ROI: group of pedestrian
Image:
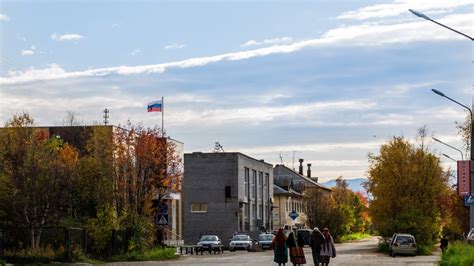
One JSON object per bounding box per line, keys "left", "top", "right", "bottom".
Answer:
{"left": 272, "top": 227, "right": 336, "bottom": 266}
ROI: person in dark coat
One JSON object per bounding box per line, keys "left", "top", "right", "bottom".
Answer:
{"left": 272, "top": 228, "right": 288, "bottom": 265}
{"left": 310, "top": 227, "right": 324, "bottom": 265}
{"left": 440, "top": 236, "right": 448, "bottom": 254}
{"left": 287, "top": 232, "right": 306, "bottom": 265}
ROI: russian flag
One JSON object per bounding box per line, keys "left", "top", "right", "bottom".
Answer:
{"left": 147, "top": 100, "right": 162, "bottom": 112}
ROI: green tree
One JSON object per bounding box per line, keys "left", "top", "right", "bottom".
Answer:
{"left": 366, "top": 131, "right": 449, "bottom": 247}
{"left": 0, "top": 113, "right": 80, "bottom": 249}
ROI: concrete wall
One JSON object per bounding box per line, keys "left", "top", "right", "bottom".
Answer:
{"left": 183, "top": 152, "right": 273, "bottom": 245}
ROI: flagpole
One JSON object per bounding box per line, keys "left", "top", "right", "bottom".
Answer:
{"left": 162, "top": 96, "right": 164, "bottom": 137}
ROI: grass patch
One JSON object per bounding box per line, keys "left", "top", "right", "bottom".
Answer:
{"left": 378, "top": 241, "right": 390, "bottom": 253}
{"left": 108, "top": 247, "right": 178, "bottom": 262}
{"left": 340, "top": 233, "right": 371, "bottom": 242}
{"left": 0, "top": 258, "right": 5, "bottom": 266}
{"left": 417, "top": 243, "right": 435, "bottom": 255}
{"left": 439, "top": 241, "right": 474, "bottom": 266}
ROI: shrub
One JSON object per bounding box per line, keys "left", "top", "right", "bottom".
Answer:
{"left": 109, "top": 247, "right": 177, "bottom": 262}
{"left": 440, "top": 241, "right": 474, "bottom": 266}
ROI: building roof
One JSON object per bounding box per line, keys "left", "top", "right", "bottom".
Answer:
{"left": 274, "top": 164, "right": 332, "bottom": 192}
{"left": 185, "top": 152, "right": 273, "bottom": 167}
{"left": 273, "top": 184, "right": 304, "bottom": 197}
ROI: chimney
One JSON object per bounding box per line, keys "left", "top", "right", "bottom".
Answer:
{"left": 298, "top": 159, "right": 304, "bottom": 175}
{"left": 307, "top": 163, "right": 312, "bottom": 178}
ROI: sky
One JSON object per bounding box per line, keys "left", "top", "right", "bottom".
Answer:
{"left": 0, "top": 0, "right": 473, "bottom": 182}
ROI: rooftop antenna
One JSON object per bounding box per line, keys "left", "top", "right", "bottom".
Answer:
{"left": 213, "top": 142, "right": 225, "bottom": 153}
{"left": 279, "top": 153, "right": 284, "bottom": 165}
{"left": 103, "top": 108, "right": 109, "bottom": 125}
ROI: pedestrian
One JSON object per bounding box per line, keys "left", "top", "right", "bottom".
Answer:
{"left": 272, "top": 228, "right": 288, "bottom": 266}
{"left": 287, "top": 232, "right": 306, "bottom": 265}
{"left": 440, "top": 236, "right": 448, "bottom": 254}
{"left": 310, "top": 227, "right": 324, "bottom": 265}
{"left": 319, "top": 228, "right": 336, "bottom": 266}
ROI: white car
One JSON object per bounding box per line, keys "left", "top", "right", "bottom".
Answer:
{"left": 197, "top": 235, "right": 222, "bottom": 251}
{"left": 229, "top": 234, "right": 254, "bottom": 251}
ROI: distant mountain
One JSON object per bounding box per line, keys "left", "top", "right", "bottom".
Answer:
{"left": 321, "top": 178, "right": 368, "bottom": 194}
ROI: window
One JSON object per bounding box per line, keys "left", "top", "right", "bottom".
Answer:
{"left": 225, "top": 186, "right": 231, "bottom": 198}
{"left": 259, "top": 204, "right": 263, "bottom": 219}
{"left": 264, "top": 173, "right": 269, "bottom": 201}
{"left": 252, "top": 170, "right": 257, "bottom": 199}
{"left": 244, "top": 204, "right": 248, "bottom": 219}
{"left": 191, "top": 203, "right": 208, "bottom": 213}
{"left": 244, "top": 168, "right": 249, "bottom": 198}
{"left": 258, "top": 172, "right": 263, "bottom": 201}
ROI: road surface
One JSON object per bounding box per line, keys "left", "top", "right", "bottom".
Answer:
{"left": 108, "top": 237, "right": 440, "bottom": 266}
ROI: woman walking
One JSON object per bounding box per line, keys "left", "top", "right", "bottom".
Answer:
{"left": 319, "top": 228, "right": 336, "bottom": 265}
{"left": 287, "top": 232, "right": 306, "bottom": 265}
{"left": 272, "top": 228, "right": 288, "bottom": 266}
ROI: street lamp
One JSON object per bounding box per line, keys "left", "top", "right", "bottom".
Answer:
{"left": 443, "top": 153, "right": 457, "bottom": 162}
{"left": 408, "top": 9, "right": 474, "bottom": 41}
{"left": 432, "top": 137, "right": 464, "bottom": 161}
{"left": 410, "top": 8, "right": 474, "bottom": 227}
{"left": 431, "top": 89, "right": 473, "bottom": 162}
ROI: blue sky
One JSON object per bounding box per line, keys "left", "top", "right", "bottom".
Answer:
{"left": 0, "top": 0, "right": 473, "bottom": 181}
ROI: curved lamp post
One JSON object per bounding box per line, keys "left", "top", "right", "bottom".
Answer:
{"left": 409, "top": 9, "right": 474, "bottom": 41}
{"left": 443, "top": 153, "right": 457, "bottom": 162}
{"left": 432, "top": 137, "right": 464, "bottom": 161}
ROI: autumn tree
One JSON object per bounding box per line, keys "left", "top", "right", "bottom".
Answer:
{"left": 366, "top": 133, "right": 449, "bottom": 247}
{"left": 0, "top": 113, "right": 80, "bottom": 249}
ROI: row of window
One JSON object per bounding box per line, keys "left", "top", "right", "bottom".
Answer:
{"left": 286, "top": 200, "right": 304, "bottom": 213}
{"left": 243, "top": 168, "right": 270, "bottom": 202}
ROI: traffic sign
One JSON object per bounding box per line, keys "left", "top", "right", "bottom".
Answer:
{"left": 156, "top": 214, "right": 169, "bottom": 225}
{"left": 289, "top": 211, "right": 299, "bottom": 220}
{"left": 465, "top": 195, "right": 474, "bottom": 206}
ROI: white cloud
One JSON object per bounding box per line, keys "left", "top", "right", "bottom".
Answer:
{"left": 0, "top": 13, "right": 10, "bottom": 22}
{"left": 21, "top": 50, "right": 34, "bottom": 56}
{"left": 164, "top": 100, "right": 377, "bottom": 127}
{"left": 130, "top": 48, "right": 142, "bottom": 56}
{"left": 20, "top": 45, "right": 36, "bottom": 56}
{"left": 231, "top": 140, "right": 385, "bottom": 154}
{"left": 241, "top": 37, "right": 293, "bottom": 47}
{"left": 164, "top": 43, "right": 186, "bottom": 50}
{"left": 2, "top": 11, "right": 471, "bottom": 85}
{"left": 337, "top": 0, "right": 473, "bottom": 20}
{"left": 51, "top": 33, "right": 84, "bottom": 41}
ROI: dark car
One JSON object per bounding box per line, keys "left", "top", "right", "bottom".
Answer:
{"left": 297, "top": 229, "right": 312, "bottom": 247}
{"left": 258, "top": 233, "right": 275, "bottom": 249}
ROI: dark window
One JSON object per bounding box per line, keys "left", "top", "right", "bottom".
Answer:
{"left": 225, "top": 186, "right": 231, "bottom": 198}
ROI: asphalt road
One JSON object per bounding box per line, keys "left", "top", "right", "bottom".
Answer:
{"left": 108, "top": 237, "right": 440, "bottom": 266}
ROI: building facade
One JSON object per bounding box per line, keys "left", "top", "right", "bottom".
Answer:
{"left": 183, "top": 152, "right": 273, "bottom": 244}
{"left": 273, "top": 160, "right": 331, "bottom": 230}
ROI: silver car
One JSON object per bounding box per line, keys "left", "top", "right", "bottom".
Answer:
{"left": 229, "top": 234, "right": 253, "bottom": 251}
{"left": 197, "top": 235, "right": 221, "bottom": 251}
{"left": 390, "top": 233, "right": 416, "bottom": 257}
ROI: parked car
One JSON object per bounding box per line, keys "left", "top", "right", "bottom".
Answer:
{"left": 258, "top": 233, "right": 274, "bottom": 249}
{"left": 229, "top": 234, "right": 254, "bottom": 251}
{"left": 197, "top": 235, "right": 222, "bottom": 251}
{"left": 297, "top": 229, "right": 312, "bottom": 247}
{"left": 389, "top": 233, "right": 416, "bottom": 257}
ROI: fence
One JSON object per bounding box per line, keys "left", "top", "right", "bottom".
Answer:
{"left": 0, "top": 227, "right": 86, "bottom": 260}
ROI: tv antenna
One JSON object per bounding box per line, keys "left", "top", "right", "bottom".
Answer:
{"left": 103, "top": 108, "right": 109, "bottom": 125}
{"left": 213, "top": 142, "right": 225, "bottom": 153}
